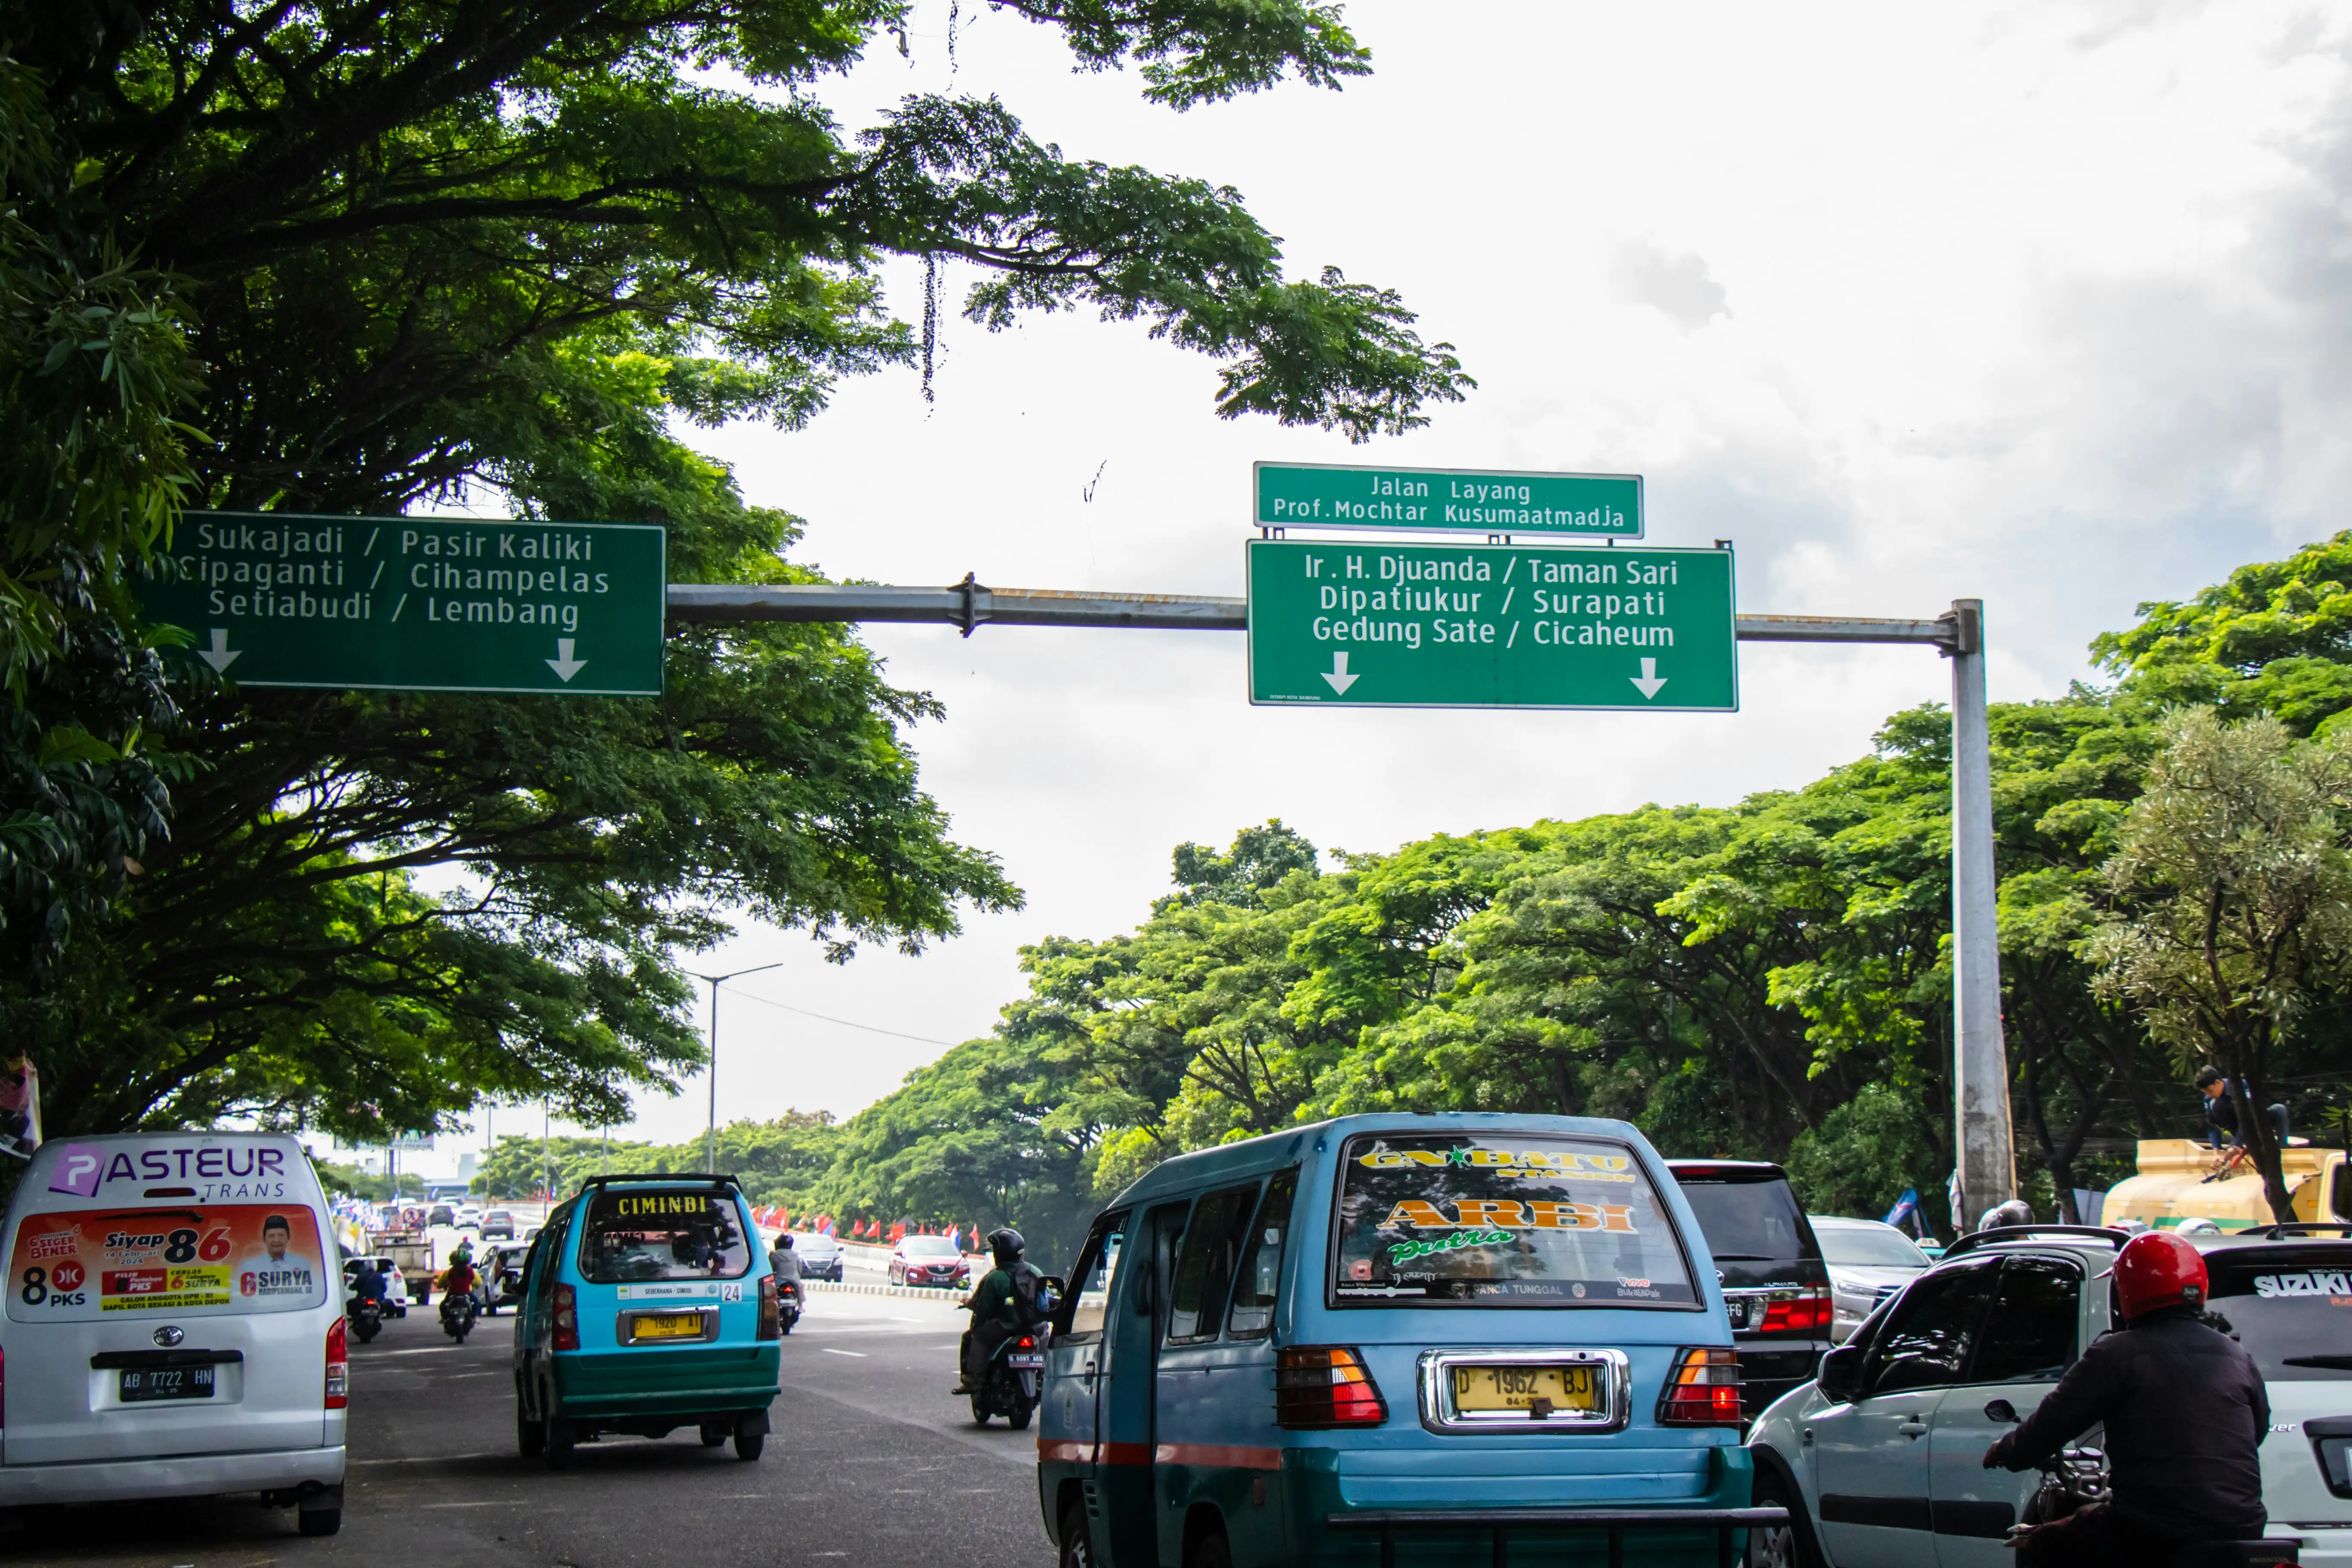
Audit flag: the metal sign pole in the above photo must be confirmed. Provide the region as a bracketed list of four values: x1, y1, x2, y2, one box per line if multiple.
[1946, 600, 2015, 1226]
[665, 580, 2011, 1230]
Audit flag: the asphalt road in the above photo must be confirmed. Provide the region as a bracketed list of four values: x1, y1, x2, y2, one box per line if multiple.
[6, 1287, 1046, 1567]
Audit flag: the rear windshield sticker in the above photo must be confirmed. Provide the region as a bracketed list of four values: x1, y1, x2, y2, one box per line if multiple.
[9, 1205, 326, 1320]
[2252, 1272, 2352, 1298]
[45, 1140, 296, 1202]
[1356, 1148, 1636, 1182]
[1380, 1199, 1638, 1233]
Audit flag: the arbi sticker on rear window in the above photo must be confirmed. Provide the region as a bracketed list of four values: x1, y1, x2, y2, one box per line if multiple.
[1333, 1133, 1697, 1307]
[8, 1205, 327, 1321]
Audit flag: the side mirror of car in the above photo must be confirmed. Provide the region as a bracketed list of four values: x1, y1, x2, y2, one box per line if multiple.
[1983, 1398, 2019, 1424]
[1817, 1344, 1865, 1403]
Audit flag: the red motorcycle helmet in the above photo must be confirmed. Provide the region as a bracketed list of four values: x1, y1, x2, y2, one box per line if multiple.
[2116, 1229, 2208, 1321]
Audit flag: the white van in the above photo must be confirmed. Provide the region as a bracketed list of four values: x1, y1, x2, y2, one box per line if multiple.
[0, 1132, 346, 1534]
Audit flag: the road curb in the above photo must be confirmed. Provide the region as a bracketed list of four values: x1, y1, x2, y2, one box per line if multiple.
[806, 1279, 964, 1305]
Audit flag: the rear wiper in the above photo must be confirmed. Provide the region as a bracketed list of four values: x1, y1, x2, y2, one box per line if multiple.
[2283, 1355, 2352, 1370]
[1710, 1254, 1779, 1262]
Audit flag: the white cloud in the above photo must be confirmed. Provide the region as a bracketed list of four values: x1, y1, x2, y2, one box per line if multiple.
[564, 0, 2352, 1147]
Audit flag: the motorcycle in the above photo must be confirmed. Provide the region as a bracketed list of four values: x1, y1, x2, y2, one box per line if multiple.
[439, 1287, 477, 1345]
[349, 1296, 384, 1344]
[970, 1328, 1047, 1429]
[777, 1274, 802, 1335]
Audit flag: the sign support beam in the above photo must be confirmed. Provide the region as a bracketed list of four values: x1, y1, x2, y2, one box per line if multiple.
[665, 579, 2012, 1230]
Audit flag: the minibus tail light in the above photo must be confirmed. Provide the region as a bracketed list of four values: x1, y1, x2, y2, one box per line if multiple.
[1276, 1346, 1387, 1428]
[552, 1283, 580, 1352]
[325, 1317, 349, 1409]
[1657, 1346, 1743, 1425]
[1758, 1284, 1833, 1335]
[756, 1274, 781, 1340]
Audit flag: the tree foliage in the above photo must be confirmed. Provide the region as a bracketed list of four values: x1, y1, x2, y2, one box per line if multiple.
[2088, 710, 2352, 1219]
[3, 0, 1470, 1139]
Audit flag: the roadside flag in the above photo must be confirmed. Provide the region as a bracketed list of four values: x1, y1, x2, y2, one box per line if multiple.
[1883, 1188, 1922, 1231]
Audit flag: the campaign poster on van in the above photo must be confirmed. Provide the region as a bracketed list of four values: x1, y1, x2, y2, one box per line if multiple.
[8, 1205, 327, 1320]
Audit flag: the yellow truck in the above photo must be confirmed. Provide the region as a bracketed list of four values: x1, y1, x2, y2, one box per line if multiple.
[2102, 1138, 2352, 1232]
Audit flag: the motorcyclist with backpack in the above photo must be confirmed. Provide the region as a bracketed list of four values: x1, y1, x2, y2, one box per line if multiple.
[1982, 1230, 2269, 1566]
[955, 1227, 1041, 1394]
[437, 1242, 479, 1340]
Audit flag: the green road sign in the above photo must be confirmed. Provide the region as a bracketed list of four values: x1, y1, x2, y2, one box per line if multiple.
[1246, 539, 1736, 711]
[1254, 461, 1641, 539]
[139, 511, 666, 695]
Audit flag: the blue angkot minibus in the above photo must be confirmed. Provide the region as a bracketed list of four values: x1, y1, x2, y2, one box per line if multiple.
[1035, 1113, 1779, 1566]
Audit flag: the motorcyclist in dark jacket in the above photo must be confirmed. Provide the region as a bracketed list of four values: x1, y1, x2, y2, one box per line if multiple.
[1984, 1230, 2268, 1565]
[955, 1227, 1028, 1395]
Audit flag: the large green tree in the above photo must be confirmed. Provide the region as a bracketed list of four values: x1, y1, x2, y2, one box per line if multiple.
[3, 0, 1470, 1137]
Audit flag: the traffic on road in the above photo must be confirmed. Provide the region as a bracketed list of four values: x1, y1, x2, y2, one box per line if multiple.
[4, 1120, 2347, 1565]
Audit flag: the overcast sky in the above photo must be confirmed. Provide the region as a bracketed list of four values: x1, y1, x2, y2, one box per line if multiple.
[502, 1, 2352, 1152]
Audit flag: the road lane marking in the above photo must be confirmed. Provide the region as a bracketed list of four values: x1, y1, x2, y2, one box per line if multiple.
[350, 1453, 508, 1465]
[821, 1348, 870, 1357]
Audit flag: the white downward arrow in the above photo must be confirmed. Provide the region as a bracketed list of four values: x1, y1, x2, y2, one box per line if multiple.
[198, 628, 242, 674]
[545, 639, 588, 682]
[1629, 656, 1668, 700]
[1321, 651, 1360, 695]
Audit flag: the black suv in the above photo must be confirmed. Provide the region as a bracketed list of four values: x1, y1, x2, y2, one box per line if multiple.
[1665, 1159, 1834, 1416]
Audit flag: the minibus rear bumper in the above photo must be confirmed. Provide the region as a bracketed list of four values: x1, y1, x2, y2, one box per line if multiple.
[1298, 1444, 1765, 1565]
[0, 1443, 345, 1507]
[550, 1348, 780, 1419]
[1326, 1506, 1788, 1567]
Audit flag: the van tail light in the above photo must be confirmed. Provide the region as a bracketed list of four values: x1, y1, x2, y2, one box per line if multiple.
[1758, 1285, 1833, 1335]
[325, 1317, 349, 1409]
[756, 1274, 781, 1340]
[552, 1283, 580, 1352]
[1276, 1346, 1387, 1428]
[1657, 1347, 1743, 1426]
[2, 1341, 9, 1429]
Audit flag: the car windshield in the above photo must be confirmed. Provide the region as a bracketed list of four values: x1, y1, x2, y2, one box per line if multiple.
[903, 1237, 959, 1256]
[1677, 1180, 1816, 1263]
[2205, 1258, 2352, 1381]
[576, 1189, 750, 1282]
[1332, 1132, 1698, 1307]
[1816, 1224, 1930, 1269]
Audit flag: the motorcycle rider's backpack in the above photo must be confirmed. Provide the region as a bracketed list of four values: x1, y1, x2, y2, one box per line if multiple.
[1009, 1260, 1049, 1329]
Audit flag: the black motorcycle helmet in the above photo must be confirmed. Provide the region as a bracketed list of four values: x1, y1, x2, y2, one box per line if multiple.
[986, 1227, 1025, 1268]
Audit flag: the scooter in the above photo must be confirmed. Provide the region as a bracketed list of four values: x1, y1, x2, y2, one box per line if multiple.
[970, 1328, 1047, 1429]
[439, 1287, 477, 1344]
[348, 1296, 384, 1344]
[777, 1274, 802, 1335]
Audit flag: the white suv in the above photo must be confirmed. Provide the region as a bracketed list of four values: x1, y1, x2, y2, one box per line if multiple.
[1744, 1225, 2346, 1566]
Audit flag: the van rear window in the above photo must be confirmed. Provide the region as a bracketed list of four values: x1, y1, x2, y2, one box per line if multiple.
[577, 1190, 750, 1283]
[1332, 1133, 1697, 1307]
[8, 1204, 327, 1321]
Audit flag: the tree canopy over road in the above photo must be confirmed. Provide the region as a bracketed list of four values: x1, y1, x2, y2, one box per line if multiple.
[0, 0, 1468, 1141]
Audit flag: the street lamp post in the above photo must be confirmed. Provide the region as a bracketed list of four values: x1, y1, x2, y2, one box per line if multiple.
[686, 962, 783, 1173]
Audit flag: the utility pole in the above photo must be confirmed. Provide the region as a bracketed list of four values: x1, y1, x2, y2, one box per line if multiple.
[686, 963, 783, 1173]
[1946, 599, 2015, 1228]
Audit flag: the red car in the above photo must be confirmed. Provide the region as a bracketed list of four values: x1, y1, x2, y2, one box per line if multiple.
[888, 1234, 970, 1289]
